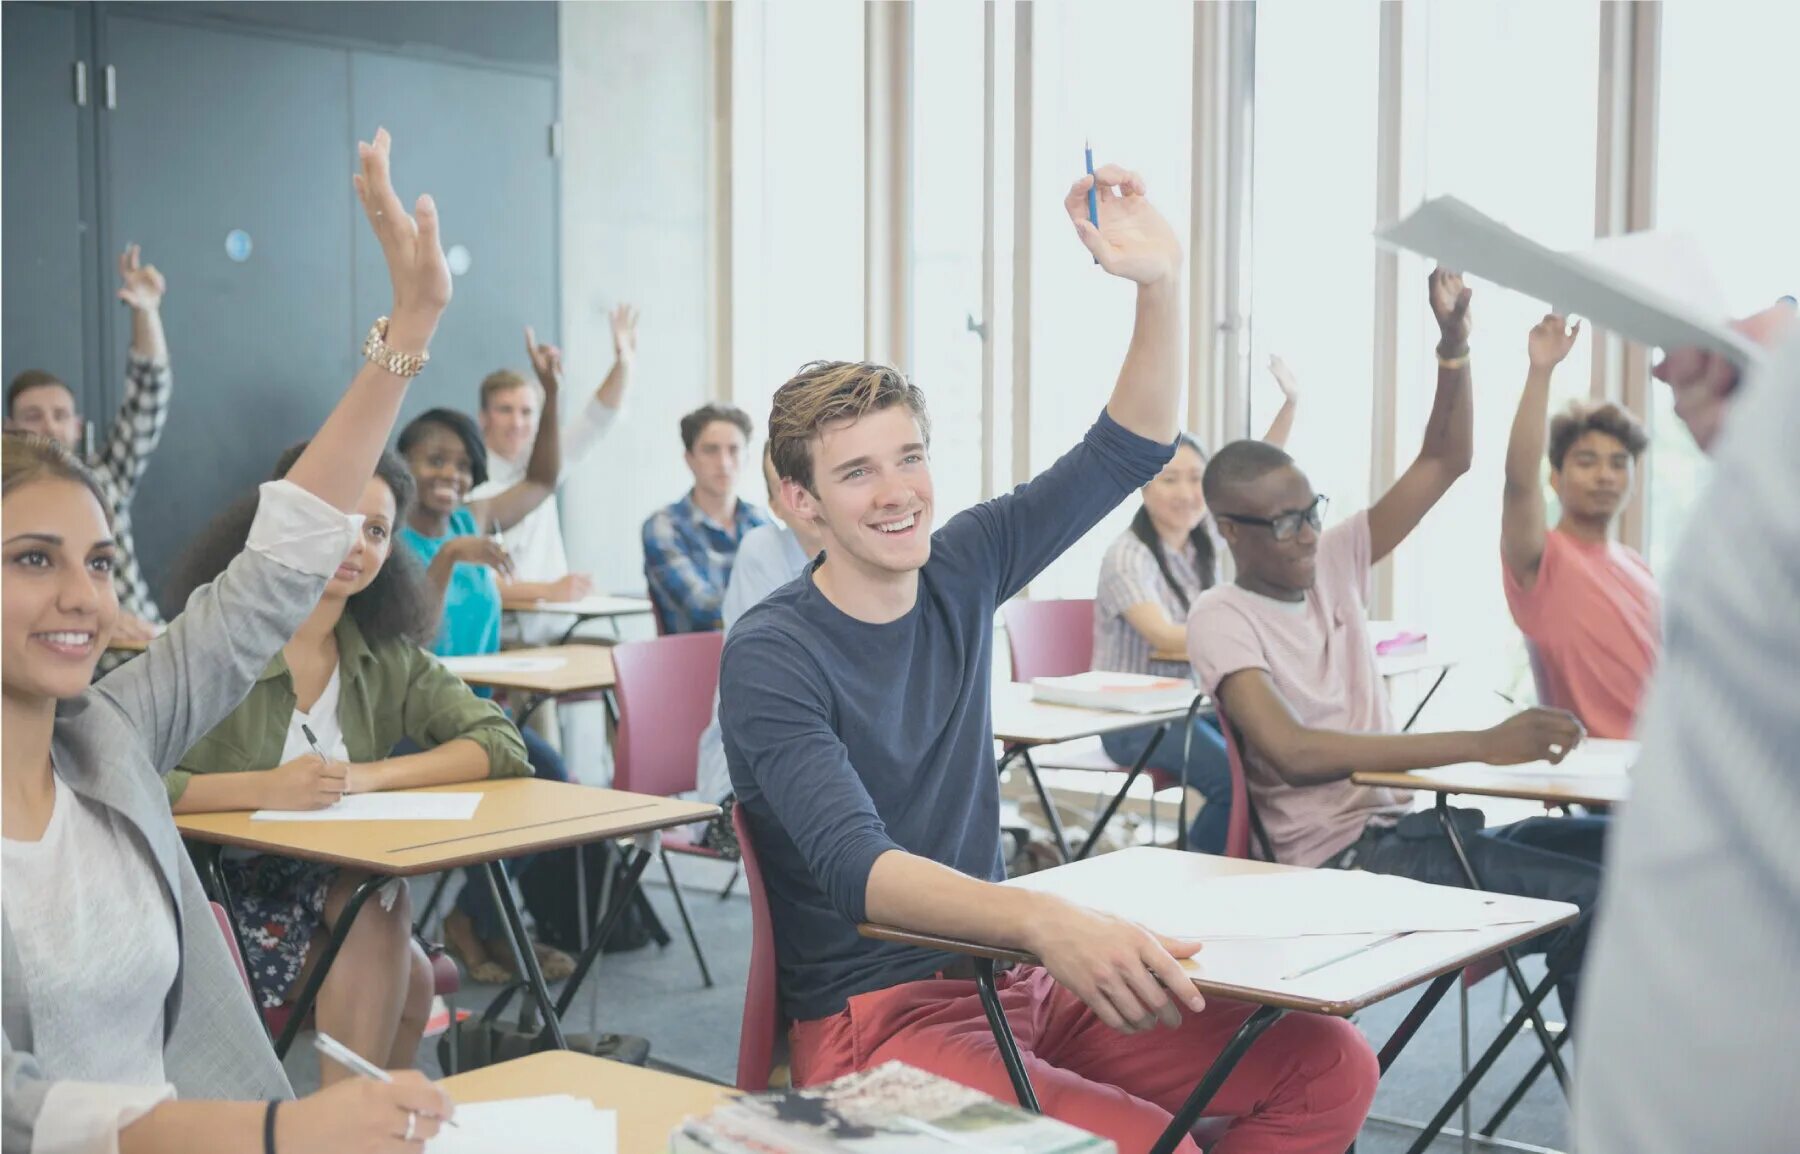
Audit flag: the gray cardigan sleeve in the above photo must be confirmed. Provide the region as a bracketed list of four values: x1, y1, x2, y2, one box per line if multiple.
[91, 479, 358, 777]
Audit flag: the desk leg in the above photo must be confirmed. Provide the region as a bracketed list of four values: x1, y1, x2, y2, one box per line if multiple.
[1433, 795, 1571, 1096]
[277, 874, 389, 1059]
[1400, 667, 1450, 733]
[483, 861, 569, 1050]
[554, 845, 656, 1019]
[974, 959, 1039, 1113]
[1001, 746, 1072, 862]
[1401, 965, 1564, 1154]
[1481, 1024, 1570, 1135]
[1074, 723, 1168, 861]
[1148, 1005, 1288, 1154]
[1375, 970, 1460, 1074]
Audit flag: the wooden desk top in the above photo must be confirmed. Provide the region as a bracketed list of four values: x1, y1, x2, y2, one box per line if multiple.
[502, 593, 655, 619]
[439, 644, 616, 694]
[1354, 765, 1631, 808]
[439, 1051, 735, 1154]
[175, 779, 717, 875]
[991, 681, 1196, 747]
[861, 848, 1576, 1017]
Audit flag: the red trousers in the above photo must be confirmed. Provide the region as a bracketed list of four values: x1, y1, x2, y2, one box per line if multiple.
[790, 966, 1376, 1154]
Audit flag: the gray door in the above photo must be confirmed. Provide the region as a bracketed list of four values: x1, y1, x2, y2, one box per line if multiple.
[349, 52, 558, 425]
[3, 2, 96, 406]
[99, 16, 354, 605]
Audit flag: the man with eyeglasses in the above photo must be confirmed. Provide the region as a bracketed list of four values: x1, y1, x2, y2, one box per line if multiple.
[1184, 269, 1602, 1018]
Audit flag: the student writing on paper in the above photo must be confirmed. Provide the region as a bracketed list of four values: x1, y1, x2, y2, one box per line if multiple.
[641, 404, 771, 634]
[1501, 315, 1659, 739]
[1187, 269, 1602, 1018]
[165, 444, 530, 1080]
[720, 164, 1377, 1154]
[0, 128, 453, 1152]
[1092, 360, 1297, 852]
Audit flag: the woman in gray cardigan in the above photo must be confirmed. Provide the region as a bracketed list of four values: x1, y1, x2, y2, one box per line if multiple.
[3, 129, 455, 1154]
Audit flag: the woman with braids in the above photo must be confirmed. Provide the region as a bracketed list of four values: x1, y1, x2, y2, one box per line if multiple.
[164, 444, 529, 1084]
[1090, 357, 1298, 852]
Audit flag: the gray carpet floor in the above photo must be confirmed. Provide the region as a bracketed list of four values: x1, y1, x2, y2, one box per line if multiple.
[283, 859, 1571, 1153]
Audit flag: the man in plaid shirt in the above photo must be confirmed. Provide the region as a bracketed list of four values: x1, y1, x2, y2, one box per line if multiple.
[6, 245, 174, 642]
[641, 402, 770, 633]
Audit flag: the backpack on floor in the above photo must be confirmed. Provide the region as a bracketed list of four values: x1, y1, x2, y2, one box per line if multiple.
[519, 840, 656, 956]
[437, 980, 650, 1073]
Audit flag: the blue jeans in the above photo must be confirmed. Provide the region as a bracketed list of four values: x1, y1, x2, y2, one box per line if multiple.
[454, 725, 569, 939]
[1100, 714, 1231, 854]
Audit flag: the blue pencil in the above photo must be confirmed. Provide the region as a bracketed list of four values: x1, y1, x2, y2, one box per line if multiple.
[1085, 140, 1099, 263]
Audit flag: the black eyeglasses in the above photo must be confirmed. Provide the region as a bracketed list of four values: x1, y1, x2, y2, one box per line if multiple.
[1216, 494, 1329, 542]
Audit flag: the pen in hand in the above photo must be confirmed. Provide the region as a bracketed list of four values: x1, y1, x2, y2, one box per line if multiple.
[300, 723, 343, 807]
[313, 1033, 458, 1127]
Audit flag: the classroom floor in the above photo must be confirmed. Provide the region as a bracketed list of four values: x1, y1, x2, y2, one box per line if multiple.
[279, 855, 1573, 1153]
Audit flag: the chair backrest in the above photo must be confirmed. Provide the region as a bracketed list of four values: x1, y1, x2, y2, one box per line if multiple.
[733, 802, 786, 1092]
[1002, 598, 1096, 681]
[611, 631, 726, 798]
[1215, 709, 1277, 863]
[211, 901, 252, 997]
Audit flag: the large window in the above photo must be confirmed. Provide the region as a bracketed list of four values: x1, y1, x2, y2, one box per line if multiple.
[1648, 2, 1800, 571]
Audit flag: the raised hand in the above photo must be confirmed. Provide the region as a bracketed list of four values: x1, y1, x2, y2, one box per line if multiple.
[1653, 300, 1795, 452]
[1065, 164, 1182, 287]
[352, 128, 451, 342]
[523, 325, 563, 384]
[1527, 314, 1581, 370]
[1429, 267, 1473, 351]
[1479, 708, 1586, 766]
[115, 245, 166, 311]
[1269, 355, 1300, 401]
[610, 303, 639, 363]
[111, 613, 159, 645]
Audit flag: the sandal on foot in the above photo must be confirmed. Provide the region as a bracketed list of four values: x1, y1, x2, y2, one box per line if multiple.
[532, 940, 576, 982]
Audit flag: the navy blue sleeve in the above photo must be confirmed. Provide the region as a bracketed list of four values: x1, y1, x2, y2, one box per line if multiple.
[935, 408, 1176, 603]
[720, 624, 902, 924]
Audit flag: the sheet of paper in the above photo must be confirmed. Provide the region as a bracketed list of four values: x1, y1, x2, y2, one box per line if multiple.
[1377, 196, 1765, 368]
[427, 1096, 616, 1154]
[251, 792, 482, 822]
[1008, 861, 1539, 939]
[438, 654, 566, 675]
[1448, 739, 1640, 779]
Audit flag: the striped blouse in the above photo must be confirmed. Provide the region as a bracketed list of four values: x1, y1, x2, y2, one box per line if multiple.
[1092, 527, 1216, 679]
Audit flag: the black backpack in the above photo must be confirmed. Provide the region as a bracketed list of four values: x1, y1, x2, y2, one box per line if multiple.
[517, 840, 660, 956]
[437, 980, 650, 1073]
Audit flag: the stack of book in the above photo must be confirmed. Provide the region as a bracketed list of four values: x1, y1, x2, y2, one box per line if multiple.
[1031, 670, 1196, 713]
[672, 1062, 1114, 1153]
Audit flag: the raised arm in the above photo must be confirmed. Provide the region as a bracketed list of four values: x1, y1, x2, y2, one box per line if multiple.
[1216, 668, 1585, 787]
[1262, 355, 1300, 448]
[1502, 316, 1580, 587]
[96, 246, 172, 496]
[468, 326, 562, 531]
[1368, 267, 1476, 563]
[1653, 299, 1796, 452]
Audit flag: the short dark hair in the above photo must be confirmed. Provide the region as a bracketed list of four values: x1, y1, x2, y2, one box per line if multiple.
[7, 370, 72, 417]
[679, 403, 754, 453]
[166, 444, 435, 645]
[397, 408, 489, 488]
[1547, 401, 1648, 471]
[1202, 439, 1295, 508]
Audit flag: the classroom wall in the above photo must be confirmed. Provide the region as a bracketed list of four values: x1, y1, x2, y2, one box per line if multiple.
[555, 0, 714, 599]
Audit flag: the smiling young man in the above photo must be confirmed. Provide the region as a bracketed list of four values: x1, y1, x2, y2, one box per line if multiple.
[1501, 315, 1658, 738]
[1187, 271, 1602, 1019]
[718, 166, 1378, 1154]
[641, 403, 769, 633]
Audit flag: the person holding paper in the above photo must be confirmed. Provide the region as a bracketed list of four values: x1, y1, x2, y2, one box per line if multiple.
[1575, 300, 1800, 1154]
[1187, 270, 1602, 1018]
[164, 445, 530, 1080]
[1500, 315, 1658, 738]
[721, 164, 1377, 1154]
[1, 128, 454, 1153]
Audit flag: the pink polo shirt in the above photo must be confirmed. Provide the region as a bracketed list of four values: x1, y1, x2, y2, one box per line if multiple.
[1502, 528, 1661, 740]
[1187, 511, 1409, 868]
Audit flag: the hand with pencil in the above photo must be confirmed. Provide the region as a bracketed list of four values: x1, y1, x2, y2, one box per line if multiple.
[262, 752, 351, 810]
[280, 1064, 456, 1152]
[1066, 158, 1183, 288]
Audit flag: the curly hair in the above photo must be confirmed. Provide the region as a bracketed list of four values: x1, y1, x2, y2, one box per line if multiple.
[766, 361, 930, 492]
[166, 444, 435, 645]
[1547, 401, 1649, 471]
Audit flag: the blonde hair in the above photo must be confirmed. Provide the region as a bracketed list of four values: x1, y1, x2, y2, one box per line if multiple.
[767, 361, 930, 491]
[2, 433, 111, 527]
[478, 368, 540, 411]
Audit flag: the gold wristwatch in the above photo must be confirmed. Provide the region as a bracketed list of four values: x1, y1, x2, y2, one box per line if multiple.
[362, 316, 429, 378]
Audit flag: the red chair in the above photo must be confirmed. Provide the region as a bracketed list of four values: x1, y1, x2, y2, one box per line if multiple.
[1215, 710, 1272, 862]
[611, 630, 729, 987]
[732, 802, 789, 1091]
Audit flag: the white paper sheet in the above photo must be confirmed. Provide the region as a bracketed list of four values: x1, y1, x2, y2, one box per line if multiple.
[251, 792, 482, 822]
[438, 655, 566, 675]
[1443, 739, 1640, 779]
[1377, 196, 1766, 368]
[426, 1096, 616, 1154]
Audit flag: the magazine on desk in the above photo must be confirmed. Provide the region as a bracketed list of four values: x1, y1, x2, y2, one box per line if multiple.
[672, 1061, 1114, 1154]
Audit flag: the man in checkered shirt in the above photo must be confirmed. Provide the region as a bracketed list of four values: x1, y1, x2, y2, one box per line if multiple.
[6, 245, 173, 643]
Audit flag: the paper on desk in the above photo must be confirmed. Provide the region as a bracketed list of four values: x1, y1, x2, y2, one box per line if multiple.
[1009, 866, 1539, 940]
[1377, 196, 1766, 368]
[1470, 738, 1640, 778]
[439, 654, 566, 675]
[426, 1095, 616, 1154]
[251, 792, 482, 822]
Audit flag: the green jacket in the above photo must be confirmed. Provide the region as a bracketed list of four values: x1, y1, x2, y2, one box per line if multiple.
[169, 615, 531, 803]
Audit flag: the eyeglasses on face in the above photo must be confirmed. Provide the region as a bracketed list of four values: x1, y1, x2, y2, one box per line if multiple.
[1216, 494, 1329, 542]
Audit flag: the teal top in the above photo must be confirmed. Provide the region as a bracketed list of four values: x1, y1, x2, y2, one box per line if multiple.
[399, 507, 501, 657]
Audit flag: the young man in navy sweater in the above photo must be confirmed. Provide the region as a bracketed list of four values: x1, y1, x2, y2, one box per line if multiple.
[720, 165, 1377, 1154]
